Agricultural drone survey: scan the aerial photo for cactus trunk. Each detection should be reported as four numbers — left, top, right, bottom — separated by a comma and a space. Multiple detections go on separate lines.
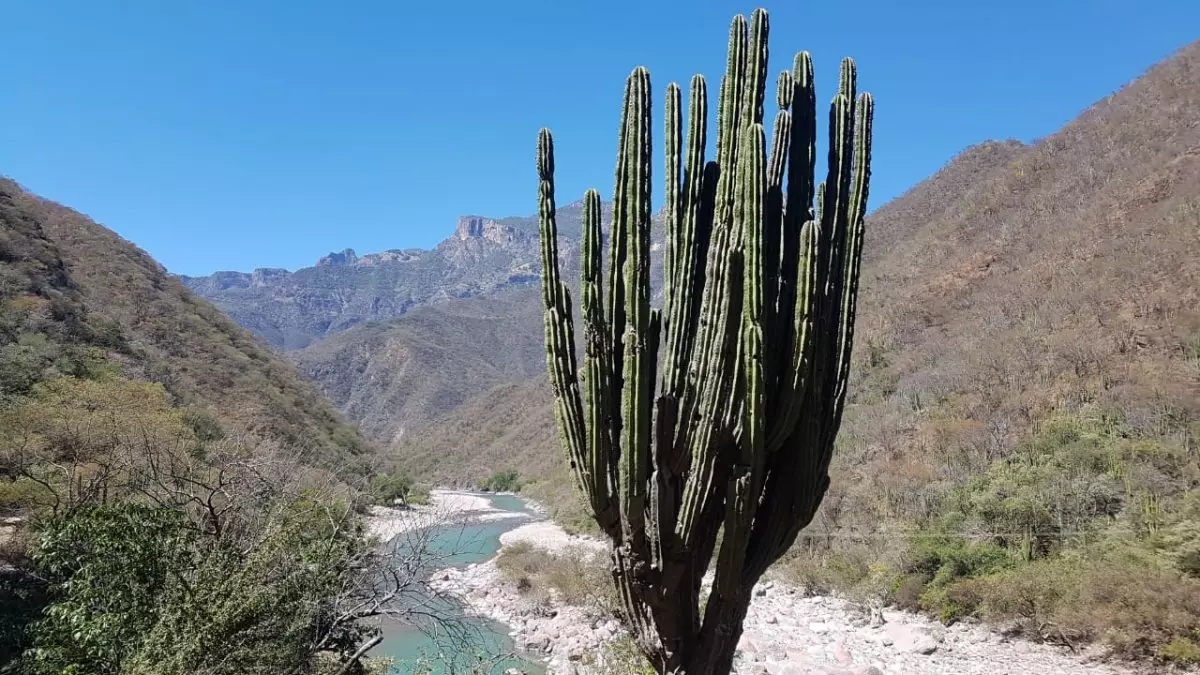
536, 8, 874, 673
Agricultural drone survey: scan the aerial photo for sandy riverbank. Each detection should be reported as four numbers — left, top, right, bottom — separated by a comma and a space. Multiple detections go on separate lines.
366, 489, 525, 541
433, 519, 1142, 675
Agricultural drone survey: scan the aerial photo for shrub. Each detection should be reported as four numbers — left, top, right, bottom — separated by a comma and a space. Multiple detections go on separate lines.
593, 636, 656, 675
371, 471, 417, 507
521, 471, 600, 536
775, 549, 872, 596
904, 536, 1012, 622
478, 470, 521, 493
1160, 637, 1200, 664
496, 540, 542, 590
1056, 564, 1200, 659
496, 542, 618, 613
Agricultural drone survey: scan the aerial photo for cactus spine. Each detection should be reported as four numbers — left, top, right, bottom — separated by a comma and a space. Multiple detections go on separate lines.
537, 8, 873, 673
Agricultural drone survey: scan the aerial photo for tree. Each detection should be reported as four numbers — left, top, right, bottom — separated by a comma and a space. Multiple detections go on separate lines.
536, 8, 873, 673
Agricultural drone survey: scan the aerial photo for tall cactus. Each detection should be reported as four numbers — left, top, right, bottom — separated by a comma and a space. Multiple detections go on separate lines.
537, 8, 873, 673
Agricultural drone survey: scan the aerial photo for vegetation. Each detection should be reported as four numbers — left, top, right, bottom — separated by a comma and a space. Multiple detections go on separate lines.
536, 9, 873, 672
495, 543, 655, 674
371, 471, 429, 507
0, 179, 456, 673
0, 372, 403, 673
0, 178, 374, 474
477, 470, 521, 493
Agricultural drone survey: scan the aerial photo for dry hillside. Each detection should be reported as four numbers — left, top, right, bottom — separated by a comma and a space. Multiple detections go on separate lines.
292, 287, 546, 445
0, 178, 376, 472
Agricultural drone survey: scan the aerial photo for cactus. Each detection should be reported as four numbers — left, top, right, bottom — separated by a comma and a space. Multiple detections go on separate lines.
536, 8, 873, 673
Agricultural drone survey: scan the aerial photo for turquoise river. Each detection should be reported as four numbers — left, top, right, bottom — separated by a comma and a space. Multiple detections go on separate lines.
370, 494, 546, 674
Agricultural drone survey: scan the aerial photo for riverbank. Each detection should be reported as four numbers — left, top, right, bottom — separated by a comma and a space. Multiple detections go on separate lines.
432, 519, 1146, 675
366, 489, 526, 542
365, 490, 541, 675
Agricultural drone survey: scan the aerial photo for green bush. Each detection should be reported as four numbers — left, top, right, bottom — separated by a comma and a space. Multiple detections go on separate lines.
372, 471, 418, 507
1160, 637, 1200, 664
478, 470, 521, 493
904, 536, 1011, 622
20, 500, 376, 675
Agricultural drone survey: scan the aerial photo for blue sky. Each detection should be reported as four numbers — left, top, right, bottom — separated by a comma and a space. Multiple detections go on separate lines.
3, 1, 1197, 276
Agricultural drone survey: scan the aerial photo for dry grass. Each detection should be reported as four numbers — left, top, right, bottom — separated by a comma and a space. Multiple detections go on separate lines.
495, 540, 618, 611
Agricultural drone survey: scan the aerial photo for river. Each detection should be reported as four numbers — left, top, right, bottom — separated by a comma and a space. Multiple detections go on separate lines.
371, 493, 545, 674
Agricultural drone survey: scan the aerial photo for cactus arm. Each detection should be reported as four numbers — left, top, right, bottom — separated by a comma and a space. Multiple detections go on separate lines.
536, 129, 593, 513
761, 69, 792, 402
581, 188, 621, 537
772, 52, 815, 420
664, 83, 683, 303
675, 13, 749, 550
831, 93, 874, 425
714, 121, 768, 597
619, 67, 654, 554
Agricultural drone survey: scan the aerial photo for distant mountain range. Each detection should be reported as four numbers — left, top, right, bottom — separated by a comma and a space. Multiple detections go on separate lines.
181, 215, 542, 350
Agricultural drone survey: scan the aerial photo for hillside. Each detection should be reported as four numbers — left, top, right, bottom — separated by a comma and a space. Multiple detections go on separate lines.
390, 377, 557, 484
0, 178, 375, 473
291, 287, 546, 445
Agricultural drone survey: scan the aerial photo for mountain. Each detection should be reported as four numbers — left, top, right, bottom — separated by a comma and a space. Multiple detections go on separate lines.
291, 287, 545, 445
0, 177, 375, 472
182, 206, 603, 350
183, 196, 660, 453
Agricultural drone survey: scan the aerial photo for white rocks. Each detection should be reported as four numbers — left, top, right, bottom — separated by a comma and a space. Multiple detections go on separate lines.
430, 516, 1139, 675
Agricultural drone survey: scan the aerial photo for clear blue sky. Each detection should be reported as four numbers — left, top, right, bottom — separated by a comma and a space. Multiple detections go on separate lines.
3, 1, 1197, 276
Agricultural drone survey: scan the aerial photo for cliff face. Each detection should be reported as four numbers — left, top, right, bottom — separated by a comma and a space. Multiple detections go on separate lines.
181, 213, 546, 350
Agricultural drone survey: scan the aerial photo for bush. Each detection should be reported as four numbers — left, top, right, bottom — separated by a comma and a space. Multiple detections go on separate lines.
592, 636, 656, 675
496, 541, 542, 590
521, 471, 600, 536
496, 541, 618, 613
903, 536, 1012, 622
21, 498, 378, 675
1160, 637, 1200, 664
478, 469, 521, 493
775, 549, 872, 596
372, 471, 418, 507
406, 482, 431, 506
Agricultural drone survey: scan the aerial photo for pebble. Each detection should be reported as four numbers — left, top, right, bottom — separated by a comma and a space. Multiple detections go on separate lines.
428, 520, 1138, 675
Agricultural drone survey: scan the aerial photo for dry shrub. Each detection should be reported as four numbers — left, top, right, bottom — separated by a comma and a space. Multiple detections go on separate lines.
774, 547, 873, 596
495, 541, 542, 589
968, 558, 1200, 661
496, 541, 618, 614
1056, 565, 1200, 658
